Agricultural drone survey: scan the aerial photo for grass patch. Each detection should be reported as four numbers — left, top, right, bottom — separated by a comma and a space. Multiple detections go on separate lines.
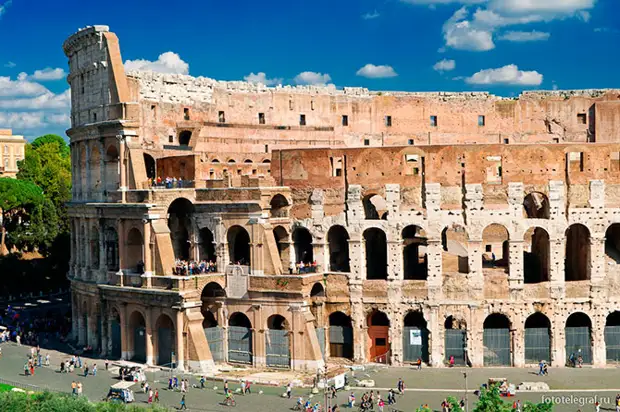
0, 383, 14, 392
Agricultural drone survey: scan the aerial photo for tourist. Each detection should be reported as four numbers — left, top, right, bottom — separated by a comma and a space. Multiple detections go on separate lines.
77, 381, 83, 396
181, 379, 186, 393
105, 359, 109, 371
224, 380, 229, 395
397, 378, 405, 394
24, 362, 29, 376
378, 398, 385, 412
449, 355, 455, 367
92, 363, 97, 376
168, 377, 173, 390
240, 380, 245, 395
83, 362, 89, 377
155, 389, 160, 403
595, 401, 600, 412
200, 376, 206, 389
287, 382, 292, 398
416, 357, 423, 370
245, 380, 251, 394
45, 354, 50, 366
148, 388, 153, 404
348, 392, 355, 408
180, 394, 187, 410
71, 381, 76, 396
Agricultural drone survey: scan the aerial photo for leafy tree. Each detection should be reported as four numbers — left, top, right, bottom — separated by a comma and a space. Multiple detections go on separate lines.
31, 134, 70, 157
473, 385, 553, 412
0, 178, 59, 254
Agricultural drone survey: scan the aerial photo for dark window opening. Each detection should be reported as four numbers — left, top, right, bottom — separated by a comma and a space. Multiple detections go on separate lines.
218, 111, 225, 123
478, 115, 485, 126
503, 138, 509, 144
93, 112, 97, 122
408, 139, 414, 145
184, 108, 190, 120
578, 113, 587, 124
179, 131, 192, 146
258, 113, 265, 124
486, 245, 492, 253
364, 139, 370, 146
385, 116, 392, 127
430, 115, 438, 127
342, 115, 349, 126
300, 114, 306, 126
265, 144, 269, 153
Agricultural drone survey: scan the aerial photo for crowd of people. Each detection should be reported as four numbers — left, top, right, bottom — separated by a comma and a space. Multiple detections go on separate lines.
173, 260, 217, 275
0, 304, 71, 347
148, 177, 192, 189
292, 261, 318, 274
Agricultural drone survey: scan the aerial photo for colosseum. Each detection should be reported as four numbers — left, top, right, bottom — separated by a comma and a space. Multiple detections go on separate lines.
64, 25, 620, 373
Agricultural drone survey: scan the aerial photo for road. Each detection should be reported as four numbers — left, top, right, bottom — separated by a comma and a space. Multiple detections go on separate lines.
1, 342, 618, 411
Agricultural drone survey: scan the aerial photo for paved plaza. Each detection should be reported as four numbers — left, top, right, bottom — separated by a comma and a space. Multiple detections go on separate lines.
1, 343, 620, 411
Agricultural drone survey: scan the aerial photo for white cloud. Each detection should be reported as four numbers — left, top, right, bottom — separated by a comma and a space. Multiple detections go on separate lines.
362, 10, 380, 19
0, 76, 49, 97
4, 61, 16, 68
433, 59, 456, 72
0, 89, 70, 110
594, 27, 620, 34
465, 64, 543, 85
498, 30, 550, 42
0, 112, 69, 129
125, 52, 189, 75
488, 0, 596, 15
243, 72, 282, 86
400, 0, 485, 4
293, 71, 332, 85
443, 8, 495, 51
0, 0, 12, 18
18, 67, 67, 82
356, 64, 398, 78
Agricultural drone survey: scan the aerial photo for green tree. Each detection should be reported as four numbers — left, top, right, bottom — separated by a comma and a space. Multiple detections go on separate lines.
473, 385, 553, 412
30, 134, 70, 157
0, 178, 59, 254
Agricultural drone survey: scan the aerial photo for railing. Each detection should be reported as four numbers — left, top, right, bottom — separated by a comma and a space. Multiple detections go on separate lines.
147, 180, 195, 189
0, 377, 68, 394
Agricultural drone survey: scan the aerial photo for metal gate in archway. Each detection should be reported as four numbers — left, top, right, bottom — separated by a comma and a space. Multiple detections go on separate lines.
266, 329, 291, 368
133, 326, 146, 363
329, 326, 353, 359
444, 329, 466, 365
483, 328, 511, 366
403, 327, 429, 363
565, 326, 592, 364
158, 327, 174, 366
525, 328, 550, 364
111, 319, 121, 359
605, 326, 620, 364
228, 326, 253, 364
204, 327, 225, 362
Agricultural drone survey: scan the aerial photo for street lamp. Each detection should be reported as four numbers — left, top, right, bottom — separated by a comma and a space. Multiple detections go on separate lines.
463, 372, 468, 412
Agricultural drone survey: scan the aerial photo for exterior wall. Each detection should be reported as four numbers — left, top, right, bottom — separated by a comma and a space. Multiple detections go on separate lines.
0, 129, 26, 178
64, 25, 620, 372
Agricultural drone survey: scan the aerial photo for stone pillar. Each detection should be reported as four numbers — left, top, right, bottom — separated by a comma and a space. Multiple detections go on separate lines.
512, 312, 525, 367
389, 312, 403, 366
82, 221, 91, 280
551, 313, 565, 367
99, 140, 106, 200
175, 310, 185, 370
428, 305, 442, 367
508, 240, 524, 300
143, 220, 153, 287
592, 314, 606, 367
145, 307, 154, 365
70, 220, 77, 278
85, 142, 91, 201
99, 220, 106, 280
73, 143, 81, 200
252, 305, 264, 367
118, 219, 125, 272
426, 239, 443, 300
590, 236, 606, 301
121, 304, 129, 360
312, 240, 326, 273
549, 238, 565, 299
71, 293, 79, 341
468, 240, 484, 300
351, 301, 366, 363
468, 305, 483, 367
77, 307, 86, 347
387, 239, 401, 281
118, 137, 126, 203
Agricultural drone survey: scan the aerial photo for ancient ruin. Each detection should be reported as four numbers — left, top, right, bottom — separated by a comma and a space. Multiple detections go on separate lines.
65, 25, 620, 372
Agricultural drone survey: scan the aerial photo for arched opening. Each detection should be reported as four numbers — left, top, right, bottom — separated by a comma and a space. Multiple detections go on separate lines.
179, 131, 192, 146
273, 226, 289, 272
310, 282, 325, 297
202, 310, 224, 362
244, 159, 253, 164
362, 194, 387, 220
444, 316, 467, 366
402, 225, 428, 280
565, 224, 591, 281
605, 311, 620, 364
202, 311, 218, 328
126, 228, 144, 273
155, 314, 175, 366
90, 226, 100, 269
144, 153, 156, 180
523, 192, 550, 219
442, 225, 469, 274
368, 311, 390, 363
605, 224, 620, 265
524, 313, 551, 364
267, 315, 288, 330
262, 159, 271, 164
403, 311, 429, 363
198, 228, 216, 264
211, 159, 220, 163
328, 225, 350, 272
201, 282, 226, 299
270, 194, 289, 218
105, 145, 119, 193
227, 226, 250, 265
128, 311, 146, 363
227, 159, 236, 164
483, 313, 512, 366
167, 198, 194, 261
293, 227, 313, 268
565, 312, 592, 364
110, 309, 121, 359
364, 228, 387, 280
329, 312, 353, 360
228, 312, 253, 364
90, 145, 101, 194
482, 224, 509, 272
104, 227, 119, 271
524, 227, 550, 283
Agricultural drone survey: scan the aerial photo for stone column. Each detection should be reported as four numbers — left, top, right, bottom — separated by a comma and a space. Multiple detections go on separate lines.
99, 220, 106, 281
118, 137, 126, 203
508, 240, 524, 300
99, 140, 106, 201
143, 220, 153, 287
590, 236, 606, 301
549, 238, 565, 299
312, 240, 326, 273
428, 305, 442, 367
145, 307, 154, 365
467, 240, 484, 301
82, 221, 91, 280
118, 219, 125, 273
512, 312, 525, 367
387, 239, 402, 281
85, 141, 92, 201
175, 310, 185, 370
70, 219, 77, 278
468, 305, 483, 367
551, 313, 565, 367
389, 312, 403, 366
426, 239, 443, 300
121, 304, 129, 360
73, 143, 81, 200
592, 314, 606, 367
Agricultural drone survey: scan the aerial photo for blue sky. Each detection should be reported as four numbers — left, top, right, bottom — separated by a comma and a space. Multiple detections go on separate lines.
0, 0, 618, 139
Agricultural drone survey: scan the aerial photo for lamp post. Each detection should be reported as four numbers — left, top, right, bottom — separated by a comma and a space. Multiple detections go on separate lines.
463, 372, 468, 412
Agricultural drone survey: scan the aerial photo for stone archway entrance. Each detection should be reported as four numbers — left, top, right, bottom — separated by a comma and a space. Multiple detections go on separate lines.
329, 311, 353, 360
367, 311, 390, 363
228, 312, 253, 365
483, 313, 512, 366
403, 311, 429, 363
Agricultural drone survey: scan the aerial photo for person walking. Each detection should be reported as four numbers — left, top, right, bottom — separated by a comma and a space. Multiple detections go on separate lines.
77, 381, 83, 396
397, 378, 405, 395
71, 381, 76, 396
240, 380, 246, 395
105, 359, 109, 371
378, 398, 385, 412
148, 389, 153, 404
92, 364, 97, 376
200, 376, 206, 389
180, 394, 187, 410
155, 389, 160, 403
83, 363, 89, 377
245, 380, 251, 394
45, 354, 50, 367
287, 382, 292, 399
224, 380, 229, 395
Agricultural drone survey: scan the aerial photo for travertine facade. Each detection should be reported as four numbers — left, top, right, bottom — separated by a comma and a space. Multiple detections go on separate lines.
0, 129, 26, 178
65, 25, 620, 372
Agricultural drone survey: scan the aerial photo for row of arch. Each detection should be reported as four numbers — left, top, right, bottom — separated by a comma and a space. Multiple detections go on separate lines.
73, 142, 121, 199
323, 310, 620, 365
